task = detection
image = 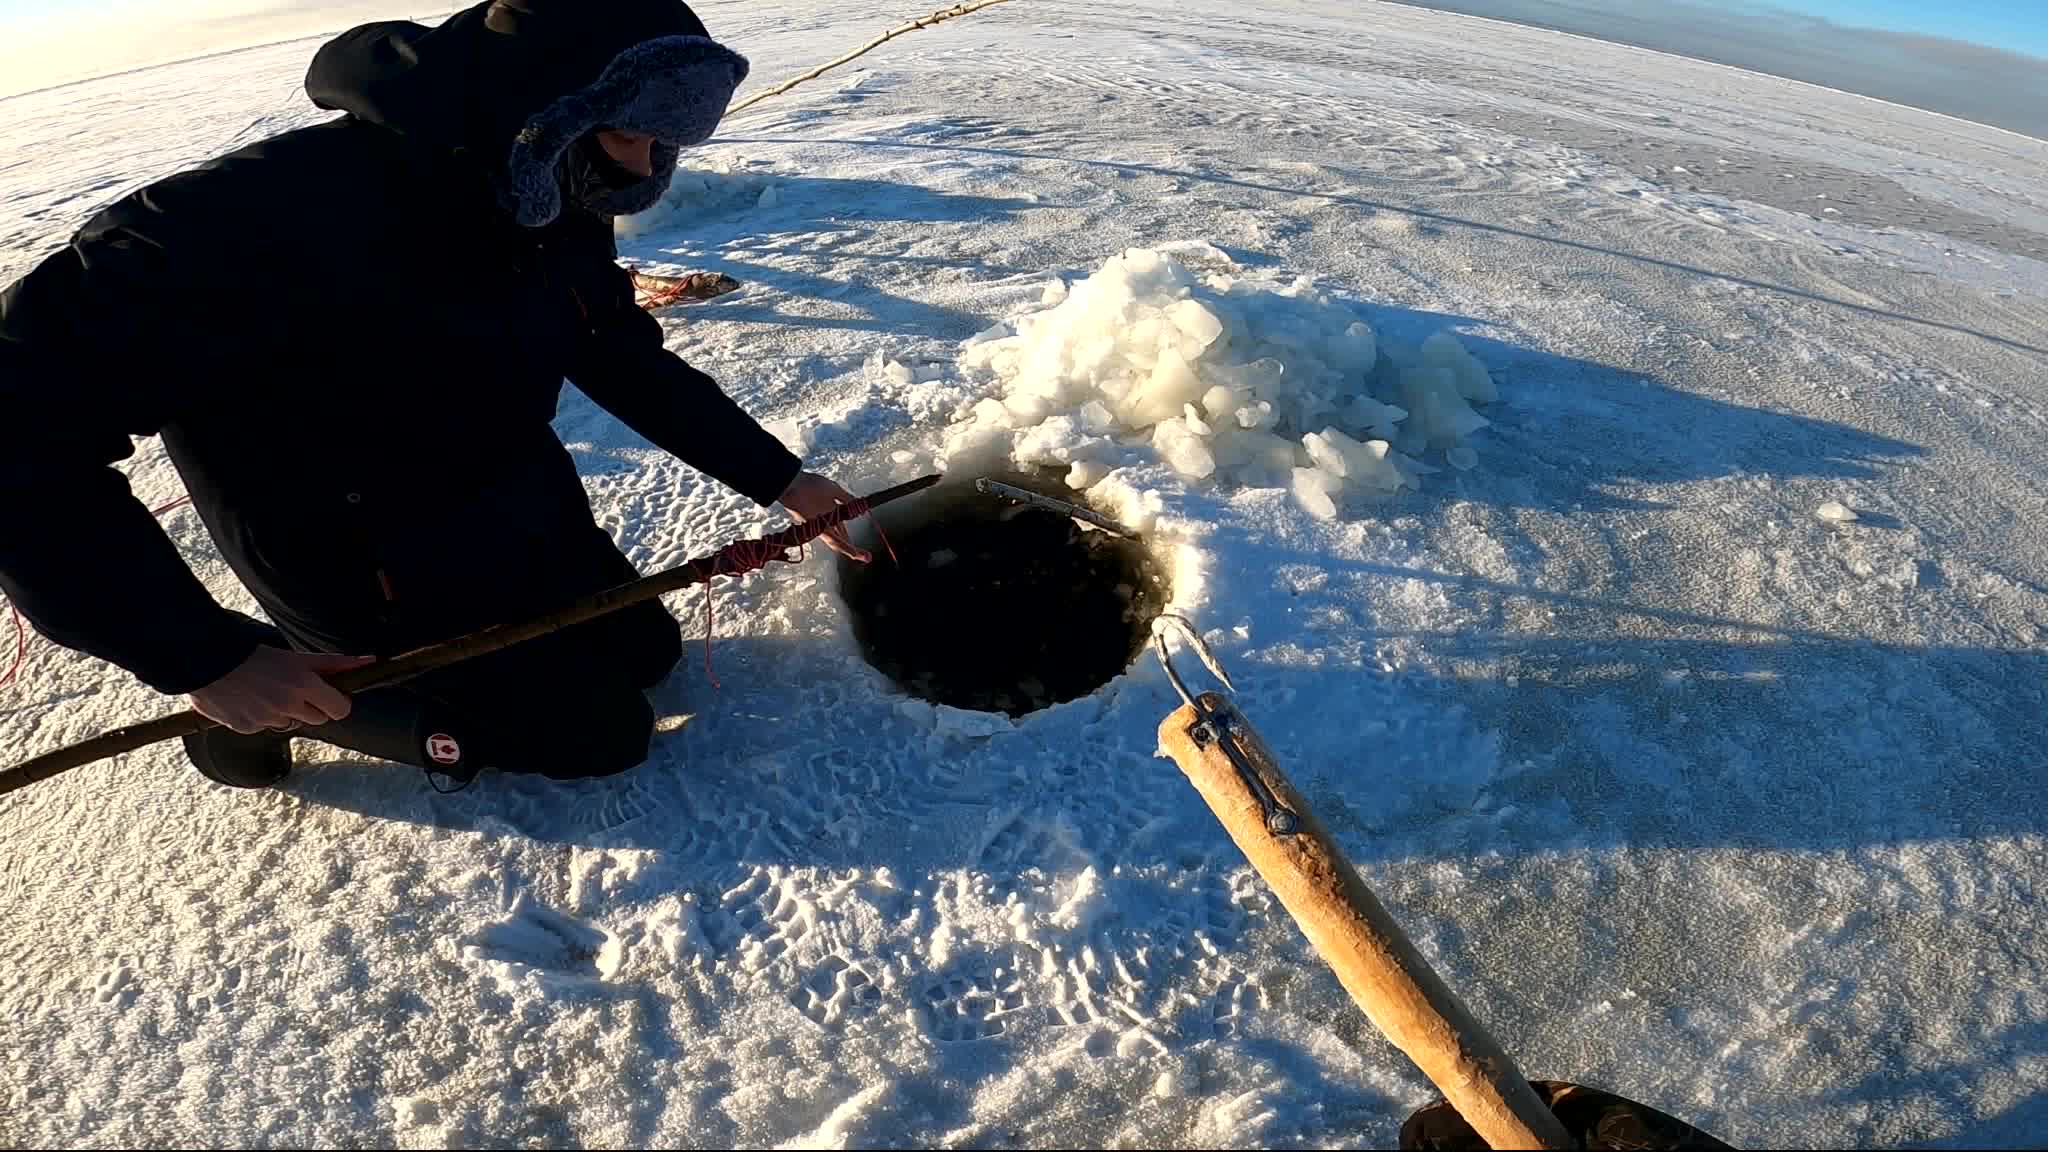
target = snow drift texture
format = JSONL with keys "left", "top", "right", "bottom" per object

{"left": 614, "top": 160, "right": 783, "bottom": 241}
{"left": 10, "top": 2, "right": 2046, "bottom": 1146}
{"left": 941, "top": 246, "right": 1496, "bottom": 519}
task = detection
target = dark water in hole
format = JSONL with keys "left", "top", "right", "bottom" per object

{"left": 838, "top": 477, "right": 1169, "bottom": 716}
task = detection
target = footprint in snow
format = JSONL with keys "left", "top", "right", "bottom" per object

{"left": 185, "top": 962, "right": 244, "bottom": 1015}
{"left": 791, "top": 953, "right": 884, "bottom": 1032}
{"left": 1206, "top": 972, "right": 1268, "bottom": 1040}
{"left": 924, "top": 954, "right": 1029, "bottom": 1043}
{"left": 460, "top": 893, "right": 621, "bottom": 990}
{"left": 92, "top": 960, "right": 140, "bottom": 1010}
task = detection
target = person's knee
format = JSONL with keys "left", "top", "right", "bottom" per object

{"left": 546, "top": 602, "right": 681, "bottom": 691}
{"left": 513, "top": 688, "right": 657, "bottom": 780}
{"left": 618, "top": 601, "right": 683, "bottom": 689}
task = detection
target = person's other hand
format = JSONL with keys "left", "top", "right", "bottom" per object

{"left": 778, "top": 471, "right": 872, "bottom": 563}
{"left": 188, "top": 646, "right": 374, "bottom": 734}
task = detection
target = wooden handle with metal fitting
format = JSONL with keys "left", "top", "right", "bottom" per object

{"left": 1159, "top": 692, "right": 1574, "bottom": 1150}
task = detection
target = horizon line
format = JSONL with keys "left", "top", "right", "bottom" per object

{"left": 2, "top": 1, "right": 2043, "bottom": 148}
{"left": 1373, "top": 0, "right": 2048, "bottom": 147}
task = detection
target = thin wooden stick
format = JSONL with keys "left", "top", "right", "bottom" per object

{"left": 1159, "top": 693, "right": 1575, "bottom": 1150}
{"left": 0, "top": 475, "right": 940, "bottom": 796}
{"left": 726, "top": 0, "right": 1021, "bottom": 116}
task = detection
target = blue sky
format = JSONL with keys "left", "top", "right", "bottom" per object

{"left": 0, "top": 0, "right": 2042, "bottom": 101}
{"left": 1785, "top": 0, "right": 2047, "bottom": 57}
{"left": 0, "top": 0, "right": 2042, "bottom": 53}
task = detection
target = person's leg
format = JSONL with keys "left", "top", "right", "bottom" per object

{"left": 566, "top": 589, "right": 686, "bottom": 692}
{"left": 186, "top": 599, "right": 683, "bottom": 788}
{"left": 286, "top": 677, "right": 653, "bottom": 782}
{"left": 430, "top": 679, "right": 658, "bottom": 780}
{"left": 298, "top": 682, "right": 483, "bottom": 775}
{"left": 183, "top": 662, "right": 477, "bottom": 788}
{"left": 293, "top": 597, "right": 677, "bottom": 780}
{"left": 387, "top": 600, "right": 676, "bottom": 779}
{"left": 181, "top": 614, "right": 459, "bottom": 787}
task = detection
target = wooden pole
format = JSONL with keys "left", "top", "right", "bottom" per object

{"left": 0, "top": 475, "right": 940, "bottom": 797}
{"left": 1158, "top": 693, "right": 1574, "bottom": 1151}
{"left": 725, "top": 0, "right": 1021, "bottom": 116}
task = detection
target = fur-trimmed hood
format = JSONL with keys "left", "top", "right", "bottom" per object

{"left": 306, "top": 0, "right": 746, "bottom": 227}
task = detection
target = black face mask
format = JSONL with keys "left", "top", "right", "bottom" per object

{"left": 559, "top": 131, "right": 657, "bottom": 216}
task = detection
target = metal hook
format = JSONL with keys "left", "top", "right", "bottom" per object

{"left": 975, "top": 477, "right": 1139, "bottom": 538}
{"left": 1151, "top": 613, "right": 1296, "bottom": 838}
{"left": 1151, "top": 612, "right": 1235, "bottom": 707}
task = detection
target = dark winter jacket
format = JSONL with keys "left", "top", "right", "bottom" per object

{"left": 0, "top": 0, "right": 801, "bottom": 696}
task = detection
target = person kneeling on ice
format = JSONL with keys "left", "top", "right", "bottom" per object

{"left": 0, "top": 0, "right": 870, "bottom": 789}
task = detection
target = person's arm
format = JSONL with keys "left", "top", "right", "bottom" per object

{"left": 566, "top": 256, "right": 802, "bottom": 507}
{"left": 0, "top": 175, "right": 278, "bottom": 695}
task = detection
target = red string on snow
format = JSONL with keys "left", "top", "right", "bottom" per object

{"left": 686, "top": 504, "right": 897, "bottom": 688}
{"left": 1, "top": 494, "right": 195, "bottom": 691}
{"left": 637, "top": 279, "right": 696, "bottom": 310}
{"left": 0, "top": 607, "right": 22, "bottom": 692}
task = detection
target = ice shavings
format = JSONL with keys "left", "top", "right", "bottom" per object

{"left": 945, "top": 248, "right": 1496, "bottom": 518}
{"left": 615, "top": 162, "right": 785, "bottom": 241}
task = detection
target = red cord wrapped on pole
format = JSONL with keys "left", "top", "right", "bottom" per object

{"left": 690, "top": 500, "right": 898, "bottom": 689}
{"left": 0, "top": 474, "right": 939, "bottom": 797}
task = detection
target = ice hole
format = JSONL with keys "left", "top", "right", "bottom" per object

{"left": 837, "top": 472, "right": 1170, "bottom": 716}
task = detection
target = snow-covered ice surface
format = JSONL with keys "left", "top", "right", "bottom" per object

{"left": 5, "top": 1, "right": 2048, "bottom": 1146}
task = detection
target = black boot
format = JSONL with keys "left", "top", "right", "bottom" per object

{"left": 183, "top": 726, "right": 295, "bottom": 789}
{"left": 299, "top": 686, "right": 483, "bottom": 787}
{"left": 184, "top": 690, "right": 481, "bottom": 790}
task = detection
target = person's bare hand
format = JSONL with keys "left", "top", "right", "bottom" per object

{"left": 778, "top": 471, "right": 872, "bottom": 563}
{"left": 187, "top": 646, "right": 374, "bottom": 734}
